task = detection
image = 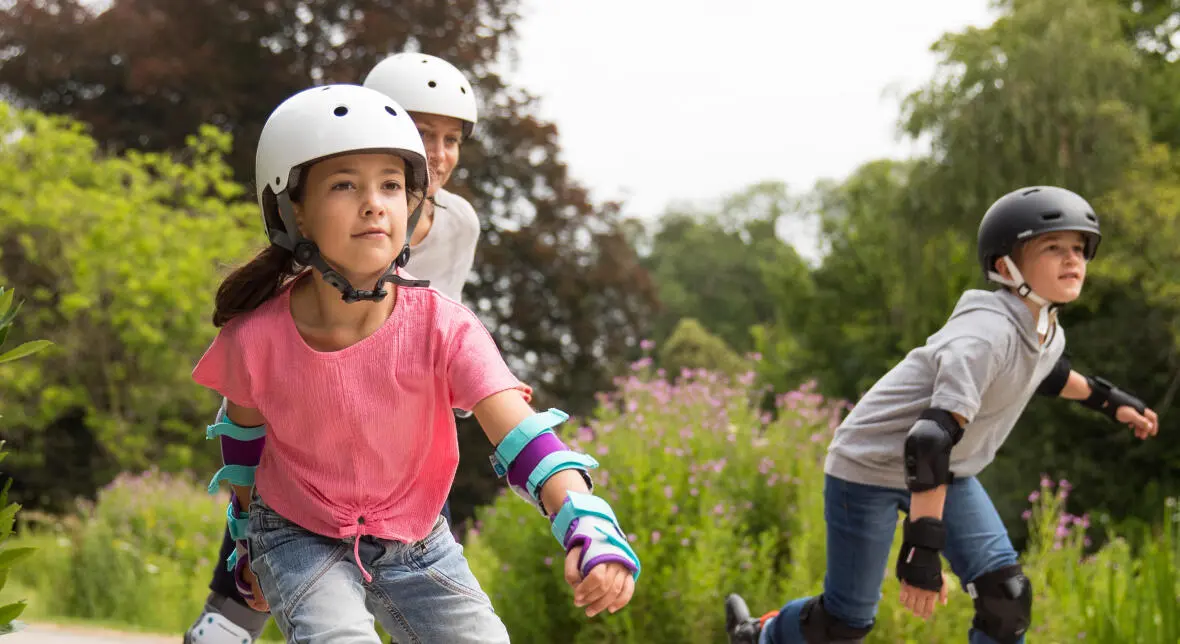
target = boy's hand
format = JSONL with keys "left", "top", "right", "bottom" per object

{"left": 898, "top": 572, "right": 950, "bottom": 620}
{"left": 1117, "top": 405, "right": 1158, "bottom": 439}
{"left": 564, "top": 545, "right": 635, "bottom": 617}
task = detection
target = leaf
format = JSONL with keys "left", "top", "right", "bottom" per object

{"left": 0, "top": 297, "right": 20, "bottom": 330}
{"left": 0, "top": 548, "right": 36, "bottom": 570}
{"left": 0, "top": 287, "right": 11, "bottom": 322}
{"left": 0, "top": 340, "right": 51, "bottom": 364}
{"left": 0, "top": 601, "right": 26, "bottom": 627}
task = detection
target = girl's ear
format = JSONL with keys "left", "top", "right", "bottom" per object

{"left": 293, "top": 201, "right": 307, "bottom": 237}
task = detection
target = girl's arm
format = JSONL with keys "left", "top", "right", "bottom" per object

{"left": 472, "top": 389, "right": 641, "bottom": 577}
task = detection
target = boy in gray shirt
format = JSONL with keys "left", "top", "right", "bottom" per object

{"left": 725, "top": 186, "right": 1159, "bottom": 644}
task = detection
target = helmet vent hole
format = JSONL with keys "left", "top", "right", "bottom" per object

{"left": 1041, "top": 211, "right": 1062, "bottom": 221}
{"left": 275, "top": 176, "right": 281, "bottom": 185}
{"left": 461, "top": 87, "right": 467, "bottom": 94}
{"left": 385, "top": 106, "right": 397, "bottom": 116}
{"left": 1021, "top": 188, "right": 1041, "bottom": 196}
{"left": 1086, "top": 213, "right": 1097, "bottom": 222}
{"left": 428, "top": 80, "right": 437, "bottom": 88}
{"left": 333, "top": 105, "right": 349, "bottom": 117}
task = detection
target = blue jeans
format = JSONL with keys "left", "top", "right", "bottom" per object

{"left": 247, "top": 495, "right": 509, "bottom": 644}
{"left": 763, "top": 474, "right": 1024, "bottom": 644}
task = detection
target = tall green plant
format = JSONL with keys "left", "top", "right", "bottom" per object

{"left": 0, "top": 285, "right": 52, "bottom": 635}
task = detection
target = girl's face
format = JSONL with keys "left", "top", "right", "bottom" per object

{"left": 294, "top": 153, "right": 410, "bottom": 280}
{"left": 1000, "top": 230, "right": 1089, "bottom": 304}
{"left": 411, "top": 112, "right": 463, "bottom": 198}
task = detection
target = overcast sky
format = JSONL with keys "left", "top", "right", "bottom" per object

{"left": 500, "top": 0, "right": 998, "bottom": 259}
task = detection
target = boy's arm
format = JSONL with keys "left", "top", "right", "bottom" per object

{"left": 898, "top": 335, "right": 1002, "bottom": 595}
{"left": 1037, "top": 354, "right": 1157, "bottom": 437}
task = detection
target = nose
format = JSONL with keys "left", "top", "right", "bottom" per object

{"left": 360, "top": 185, "right": 386, "bottom": 218}
{"left": 423, "top": 135, "right": 445, "bottom": 166}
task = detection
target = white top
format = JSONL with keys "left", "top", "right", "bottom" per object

{"left": 405, "top": 189, "right": 481, "bottom": 303}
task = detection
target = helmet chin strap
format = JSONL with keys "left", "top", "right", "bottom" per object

{"left": 987, "top": 256, "right": 1055, "bottom": 336}
{"left": 275, "top": 192, "right": 430, "bottom": 304}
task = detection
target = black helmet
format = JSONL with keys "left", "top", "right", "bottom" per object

{"left": 977, "top": 186, "right": 1101, "bottom": 278}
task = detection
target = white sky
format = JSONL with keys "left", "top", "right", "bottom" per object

{"left": 500, "top": 0, "right": 998, "bottom": 260}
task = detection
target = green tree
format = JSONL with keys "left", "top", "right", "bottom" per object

{"left": 641, "top": 181, "right": 809, "bottom": 354}
{"left": 0, "top": 103, "right": 258, "bottom": 512}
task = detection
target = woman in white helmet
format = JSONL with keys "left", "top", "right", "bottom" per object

{"left": 186, "top": 84, "right": 638, "bottom": 644}
{"left": 186, "top": 54, "right": 531, "bottom": 644}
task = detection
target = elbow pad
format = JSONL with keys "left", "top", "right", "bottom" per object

{"left": 1036, "top": 353, "right": 1071, "bottom": 397}
{"left": 904, "top": 408, "right": 963, "bottom": 492}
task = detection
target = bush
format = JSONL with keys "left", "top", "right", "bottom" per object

{"left": 462, "top": 355, "right": 1180, "bottom": 643}
{"left": 11, "top": 468, "right": 230, "bottom": 633}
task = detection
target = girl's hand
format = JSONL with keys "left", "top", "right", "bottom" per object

{"left": 563, "top": 546, "right": 635, "bottom": 617}
{"left": 515, "top": 383, "right": 533, "bottom": 404}
{"left": 240, "top": 564, "right": 269, "bottom": 612}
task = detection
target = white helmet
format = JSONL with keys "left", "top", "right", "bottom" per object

{"left": 362, "top": 53, "right": 478, "bottom": 138}
{"left": 255, "top": 84, "right": 431, "bottom": 302}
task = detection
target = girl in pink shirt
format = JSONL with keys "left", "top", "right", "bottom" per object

{"left": 192, "top": 84, "right": 640, "bottom": 644}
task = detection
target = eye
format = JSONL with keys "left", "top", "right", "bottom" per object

{"left": 445, "top": 136, "right": 461, "bottom": 146}
{"left": 384, "top": 180, "right": 403, "bottom": 191}
{"left": 331, "top": 181, "right": 355, "bottom": 191}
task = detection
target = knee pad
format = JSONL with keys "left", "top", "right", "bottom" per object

{"left": 967, "top": 564, "right": 1032, "bottom": 644}
{"left": 186, "top": 608, "right": 256, "bottom": 644}
{"left": 799, "top": 595, "right": 873, "bottom": 643}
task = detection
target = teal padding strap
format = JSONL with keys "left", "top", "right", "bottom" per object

{"left": 550, "top": 491, "right": 620, "bottom": 546}
{"left": 206, "top": 416, "right": 266, "bottom": 442}
{"left": 226, "top": 548, "right": 239, "bottom": 572}
{"left": 590, "top": 519, "right": 642, "bottom": 581}
{"left": 526, "top": 450, "right": 599, "bottom": 500}
{"left": 207, "top": 464, "right": 256, "bottom": 495}
{"left": 226, "top": 501, "right": 250, "bottom": 542}
{"left": 488, "top": 408, "right": 569, "bottom": 477}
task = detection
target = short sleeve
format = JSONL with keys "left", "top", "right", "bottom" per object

{"left": 192, "top": 321, "right": 257, "bottom": 409}
{"left": 928, "top": 335, "right": 1005, "bottom": 424}
{"left": 445, "top": 308, "right": 523, "bottom": 412}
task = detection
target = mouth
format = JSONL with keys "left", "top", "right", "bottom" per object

{"left": 1059, "top": 272, "right": 1081, "bottom": 281}
{"left": 353, "top": 229, "right": 390, "bottom": 239}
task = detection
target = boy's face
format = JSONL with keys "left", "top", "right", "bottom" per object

{"left": 1000, "top": 231, "right": 1089, "bottom": 303}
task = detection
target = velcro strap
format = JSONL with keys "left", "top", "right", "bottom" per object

{"left": 526, "top": 450, "right": 599, "bottom": 499}
{"left": 226, "top": 501, "right": 250, "bottom": 542}
{"left": 904, "top": 517, "right": 947, "bottom": 551}
{"left": 489, "top": 409, "right": 569, "bottom": 477}
{"left": 551, "top": 491, "right": 620, "bottom": 546}
{"left": 207, "top": 418, "right": 266, "bottom": 442}
{"left": 1083, "top": 376, "right": 1146, "bottom": 417}
{"left": 207, "top": 464, "right": 256, "bottom": 495}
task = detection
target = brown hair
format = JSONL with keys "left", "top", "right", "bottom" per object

{"left": 212, "top": 244, "right": 302, "bottom": 327}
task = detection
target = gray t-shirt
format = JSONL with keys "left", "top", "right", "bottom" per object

{"left": 824, "top": 288, "right": 1065, "bottom": 490}
{"left": 404, "top": 189, "right": 481, "bottom": 304}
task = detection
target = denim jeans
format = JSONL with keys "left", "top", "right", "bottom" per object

{"left": 763, "top": 474, "right": 1024, "bottom": 644}
{"left": 247, "top": 495, "right": 509, "bottom": 644}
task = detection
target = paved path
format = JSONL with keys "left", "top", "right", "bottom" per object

{"left": 3, "top": 622, "right": 176, "bottom": 643}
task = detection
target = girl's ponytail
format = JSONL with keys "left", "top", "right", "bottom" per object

{"left": 212, "top": 245, "right": 300, "bottom": 327}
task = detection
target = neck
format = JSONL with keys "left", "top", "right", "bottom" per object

{"left": 303, "top": 268, "right": 396, "bottom": 331}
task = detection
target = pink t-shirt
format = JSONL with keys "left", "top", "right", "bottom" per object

{"left": 192, "top": 272, "right": 522, "bottom": 544}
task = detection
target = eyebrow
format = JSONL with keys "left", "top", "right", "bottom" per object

{"left": 328, "top": 167, "right": 405, "bottom": 176}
